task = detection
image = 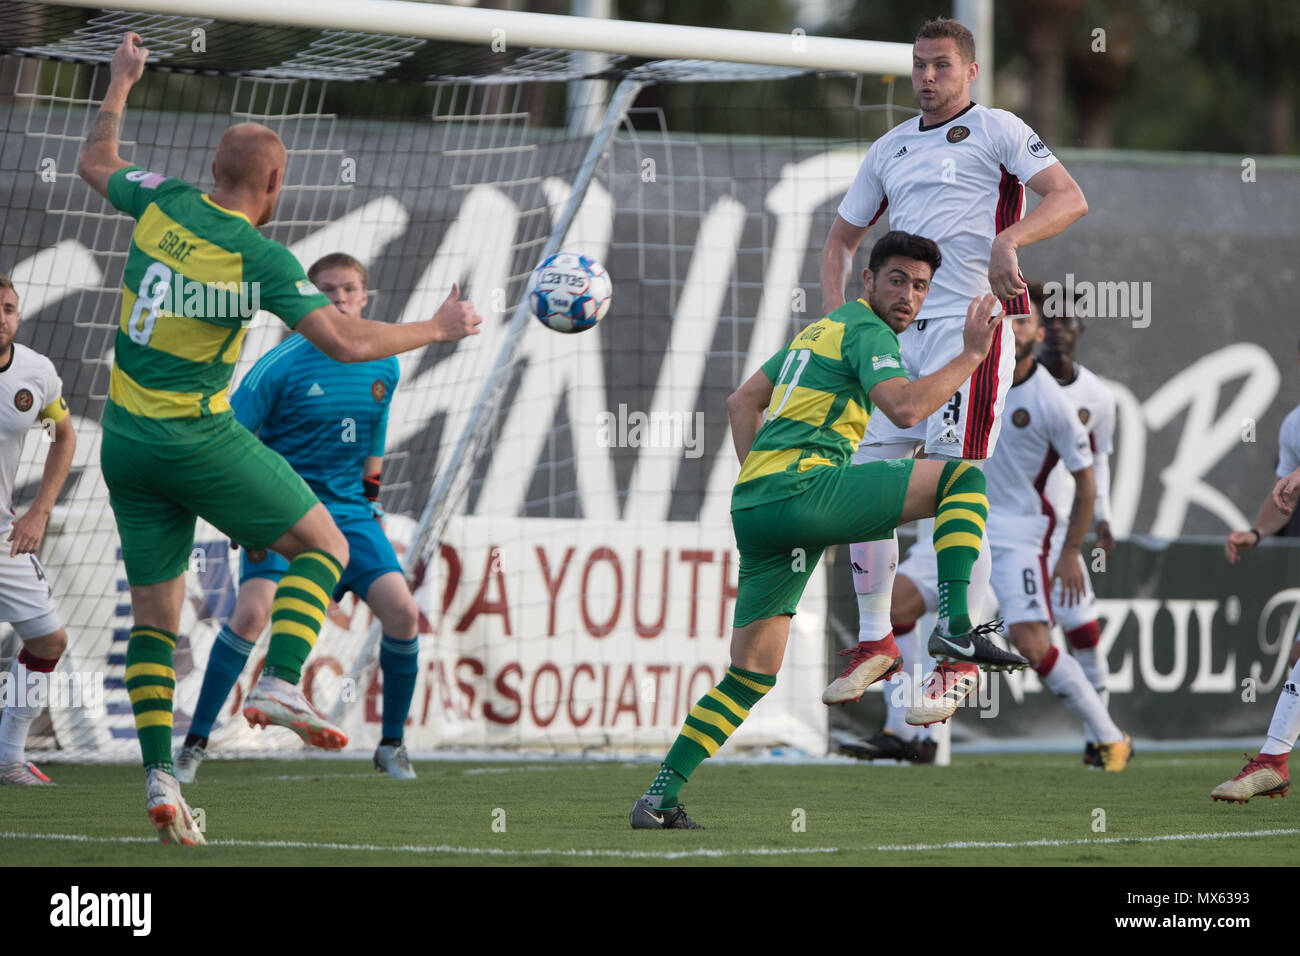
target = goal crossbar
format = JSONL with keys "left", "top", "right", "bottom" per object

{"left": 32, "top": 0, "right": 913, "bottom": 75}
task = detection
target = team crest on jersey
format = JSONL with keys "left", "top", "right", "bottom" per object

{"left": 371, "top": 380, "right": 387, "bottom": 402}
{"left": 1078, "top": 407, "right": 1091, "bottom": 426}
{"left": 1012, "top": 408, "right": 1031, "bottom": 428}
{"left": 947, "top": 125, "right": 970, "bottom": 143}
{"left": 13, "top": 389, "right": 33, "bottom": 413}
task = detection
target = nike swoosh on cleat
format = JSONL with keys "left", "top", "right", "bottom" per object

{"left": 936, "top": 635, "right": 975, "bottom": 655}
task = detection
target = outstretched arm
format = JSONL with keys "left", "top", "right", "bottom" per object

{"left": 295, "top": 283, "right": 481, "bottom": 363}
{"left": 1225, "top": 478, "right": 1296, "bottom": 563}
{"left": 869, "top": 294, "right": 1000, "bottom": 428}
{"left": 77, "top": 33, "right": 149, "bottom": 199}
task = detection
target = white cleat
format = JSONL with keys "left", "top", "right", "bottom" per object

{"left": 174, "top": 743, "right": 207, "bottom": 784}
{"left": 243, "top": 679, "right": 348, "bottom": 750}
{"left": 374, "top": 743, "right": 417, "bottom": 779}
{"left": 906, "top": 663, "right": 980, "bottom": 727}
{"left": 0, "top": 761, "right": 53, "bottom": 786}
{"left": 145, "top": 768, "right": 206, "bottom": 846}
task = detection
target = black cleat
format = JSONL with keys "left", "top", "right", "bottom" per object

{"left": 1083, "top": 741, "right": 1102, "bottom": 768}
{"left": 839, "top": 730, "right": 936, "bottom": 764}
{"left": 928, "top": 619, "right": 1028, "bottom": 672}
{"left": 630, "top": 797, "right": 706, "bottom": 829}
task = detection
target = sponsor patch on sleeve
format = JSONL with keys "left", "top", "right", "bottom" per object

{"left": 296, "top": 279, "right": 321, "bottom": 297}
{"left": 124, "top": 169, "right": 167, "bottom": 189}
{"left": 1027, "top": 134, "right": 1052, "bottom": 159}
{"left": 872, "top": 354, "right": 901, "bottom": 371}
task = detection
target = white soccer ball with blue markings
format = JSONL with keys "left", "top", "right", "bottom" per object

{"left": 527, "top": 252, "right": 611, "bottom": 333}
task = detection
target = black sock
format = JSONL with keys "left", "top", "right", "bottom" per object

{"left": 183, "top": 733, "right": 208, "bottom": 749}
{"left": 379, "top": 737, "right": 402, "bottom": 747}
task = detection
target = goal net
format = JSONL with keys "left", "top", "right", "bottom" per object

{"left": 0, "top": 0, "right": 912, "bottom": 760}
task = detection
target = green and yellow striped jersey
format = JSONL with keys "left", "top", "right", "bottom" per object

{"left": 731, "top": 299, "right": 908, "bottom": 510}
{"left": 102, "top": 165, "right": 331, "bottom": 443}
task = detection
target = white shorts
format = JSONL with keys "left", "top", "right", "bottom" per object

{"left": 859, "top": 315, "right": 1014, "bottom": 460}
{"left": 896, "top": 530, "right": 939, "bottom": 613}
{"left": 1047, "top": 536, "right": 1097, "bottom": 632}
{"left": 0, "top": 551, "right": 61, "bottom": 639}
{"left": 990, "top": 543, "right": 1053, "bottom": 627}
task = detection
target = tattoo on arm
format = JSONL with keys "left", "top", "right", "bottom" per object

{"left": 87, "top": 109, "right": 121, "bottom": 148}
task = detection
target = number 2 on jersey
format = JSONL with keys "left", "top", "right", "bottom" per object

{"left": 770, "top": 349, "right": 811, "bottom": 417}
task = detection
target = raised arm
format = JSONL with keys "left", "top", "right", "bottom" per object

{"left": 868, "top": 293, "right": 1000, "bottom": 429}
{"left": 820, "top": 215, "right": 871, "bottom": 315}
{"left": 77, "top": 33, "right": 149, "bottom": 200}
{"left": 295, "top": 283, "right": 481, "bottom": 363}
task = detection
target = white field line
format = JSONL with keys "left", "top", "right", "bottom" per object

{"left": 2, "top": 828, "right": 1296, "bottom": 860}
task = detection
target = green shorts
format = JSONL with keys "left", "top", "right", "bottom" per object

{"left": 730, "top": 458, "right": 914, "bottom": 628}
{"left": 101, "top": 418, "right": 319, "bottom": 586}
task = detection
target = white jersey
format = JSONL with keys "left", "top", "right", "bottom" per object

{"left": 0, "top": 343, "right": 67, "bottom": 538}
{"left": 1044, "top": 363, "right": 1116, "bottom": 534}
{"left": 837, "top": 103, "right": 1059, "bottom": 321}
{"left": 985, "top": 362, "right": 1093, "bottom": 550}
{"left": 1278, "top": 403, "right": 1300, "bottom": 479}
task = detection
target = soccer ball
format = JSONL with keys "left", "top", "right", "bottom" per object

{"left": 527, "top": 252, "right": 611, "bottom": 333}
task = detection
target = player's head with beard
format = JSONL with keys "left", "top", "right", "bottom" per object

{"left": 0, "top": 276, "right": 18, "bottom": 364}
{"left": 913, "top": 18, "right": 978, "bottom": 121}
{"left": 1032, "top": 280, "right": 1086, "bottom": 364}
{"left": 1014, "top": 282, "right": 1046, "bottom": 362}
{"left": 862, "top": 230, "right": 942, "bottom": 333}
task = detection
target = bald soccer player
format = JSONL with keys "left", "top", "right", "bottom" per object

{"left": 78, "top": 34, "right": 482, "bottom": 845}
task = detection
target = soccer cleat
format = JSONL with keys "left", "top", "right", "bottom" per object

{"left": 1211, "top": 754, "right": 1290, "bottom": 804}
{"left": 840, "top": 730, "right": 936, "bottom": 764}
{"left": 821, "top": 634, "right": 904, "bottom": 704}
{"left": 630, "top": 797, "right": 705, "bottom": 830}
{"left": 0, "top": 761, "right": 53, "bottom": 786}
{"left": 243, "top": 681, "right": 348, "bottom": 750}
{"left": 928, "top": 619, "right": 1029, "bottom": 672}
{"left": 906, "top": 662, "right": 980, "bottom": 727}
{"left": 174, "top": 743, "right": 207, "bottom": 784}
{"left": 374, "top": 743, "right": 417, "bottom": 779}
{"left": 1096, "top": 733, "right": 1132, "bottom": 772}
{"left": 145, "top": 768, "right": 206, "bottom": 846}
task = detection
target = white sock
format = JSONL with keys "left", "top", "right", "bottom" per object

{"left": 1039, "top": 648, "right": 1122, "bottom": 743}
{"left": 0, "top": 657, "right": 44, "bottom": 765}
{"left": 884, "top": 628, "right": 919, "bottom": 740}
{"left": 850, "top": 535, "right": 898, "bottom": 644}
{"left": 1261, "top": 660, "right": 1300, "bottom": 755}
{"left": 257, "top": 674, "right": 297, "bottom": 695}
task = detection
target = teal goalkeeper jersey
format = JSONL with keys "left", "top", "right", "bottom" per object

{"left": 731, "top": 298, "right": 909, "bottom": 511}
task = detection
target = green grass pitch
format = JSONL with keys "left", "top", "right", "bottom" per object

{"left": 0, "top": 750, "right": 1293, "bottom": 866}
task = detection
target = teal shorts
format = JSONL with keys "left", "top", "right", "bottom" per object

{"left": 730, "top": 459, "right": 914, "bottom": 628}
{"left": 101, "top": 418, "right": 319, "bottom": 586}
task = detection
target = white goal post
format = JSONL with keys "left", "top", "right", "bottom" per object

{"left": 2, "top": 0, "right": 917, "bottom": 761}
{"left": 35, "top": 0, "right": 913, "bottom": 74}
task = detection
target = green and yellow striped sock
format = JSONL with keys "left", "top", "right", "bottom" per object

{"left": 933, "top": 461, "right": 988, "bottom": 636}
{"left": 645, "top": 665, "right": 776, "bottom": 809}
{"left": 262, "top": 549, "right": 343, "bottom": 685}
{"left": 126, "top": 626, "right": 177, "bottom": 775}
